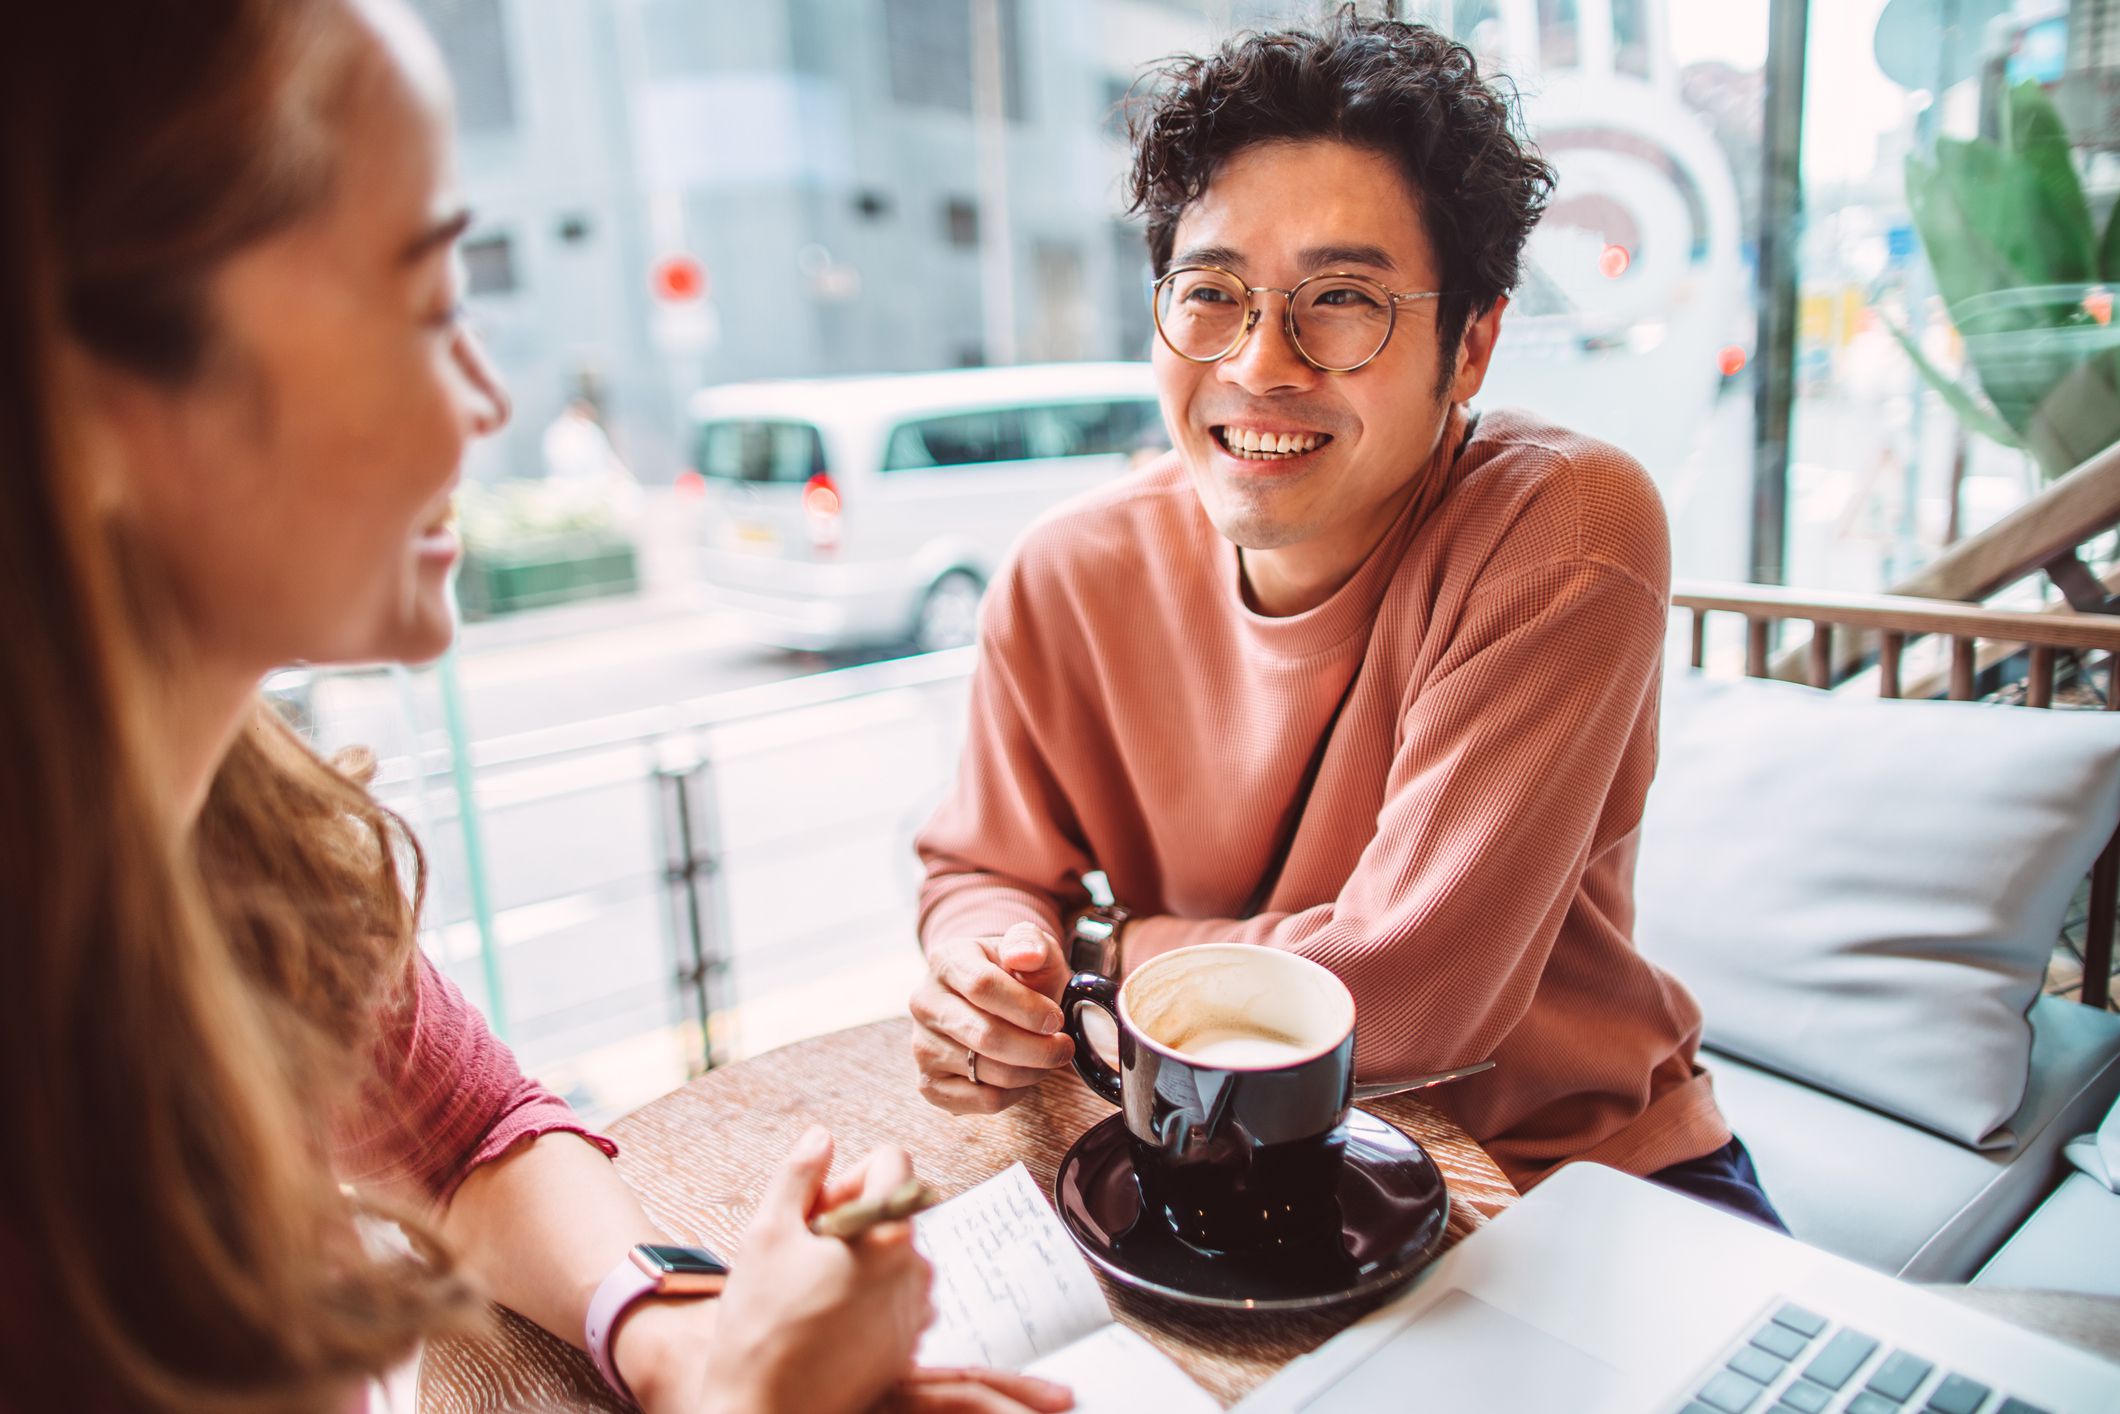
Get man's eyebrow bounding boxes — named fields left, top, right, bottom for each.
left=1299, top=243, right=1399, bottom=273
left=399, top=209, right=473, bottom=266
left=1170, top=243, right=1245, bottom=270
left=1167, top=242, right=1403, bottom=276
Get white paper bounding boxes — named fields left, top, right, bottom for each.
left=913, top=1163, right=1113, bottom=1370
left=1024, top=1324, right=1224, bottom=1414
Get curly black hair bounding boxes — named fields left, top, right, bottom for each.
left=1127, top=9, right=1554, bottom=380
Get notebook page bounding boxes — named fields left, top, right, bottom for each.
left=1023, top=1324, right=1223, bottom=1414
left=913, top=1163, right=1114, bottom=1370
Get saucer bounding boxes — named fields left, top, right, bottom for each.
left=1052, top=1107, right=1450, bottom=1312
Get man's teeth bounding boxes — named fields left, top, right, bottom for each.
left=1218, top=427, right=1327, bottom=459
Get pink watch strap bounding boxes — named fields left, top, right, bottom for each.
left=584, top=1255, right=659, bottom=1407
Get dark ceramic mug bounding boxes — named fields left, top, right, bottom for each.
left=1063, top=944, right=1360, bottom=1256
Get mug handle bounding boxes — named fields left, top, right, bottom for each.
left=1062, top=971, right=1123, bottom=1105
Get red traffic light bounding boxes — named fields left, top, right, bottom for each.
left=651, top=254, right=708, bottom=303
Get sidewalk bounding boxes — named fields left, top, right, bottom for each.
left=455, top=579, right=712, bottom=656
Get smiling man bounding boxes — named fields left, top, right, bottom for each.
left=908, top=15, right=1774, bottom=1220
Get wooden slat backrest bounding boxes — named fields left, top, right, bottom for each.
left=1672, top=579, right=2119, bottom=1010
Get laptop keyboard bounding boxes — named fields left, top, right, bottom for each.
left=1675, top=1301, right=2053, bottom=1414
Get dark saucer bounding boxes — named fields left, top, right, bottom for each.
left=1052, top=1107, right=1449, bottom=1312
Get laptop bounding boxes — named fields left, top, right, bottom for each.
left=1233, top=1162, right=2118, bottom=1414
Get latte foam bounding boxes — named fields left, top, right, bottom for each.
left=1175, top=1025, right=1314, bottom=1068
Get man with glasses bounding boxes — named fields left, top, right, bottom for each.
left=908, top=14, right=1776, bottom=1221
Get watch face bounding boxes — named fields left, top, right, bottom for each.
left=634, top=1243, right=730, bottom=1277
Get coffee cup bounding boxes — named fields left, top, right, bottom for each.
left=1062, top=944, right=1358, bottom=1256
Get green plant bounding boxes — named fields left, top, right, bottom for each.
left=455, top=480, right=627, bottom=558
left=1892, top=80, right=2120, bottom=480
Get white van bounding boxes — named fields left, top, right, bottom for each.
left=687, top=362, right=1166, bottom=652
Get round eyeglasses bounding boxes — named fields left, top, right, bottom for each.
left=1151, top=264, right=1446, bottom=373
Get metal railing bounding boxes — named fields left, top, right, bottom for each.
left=372, top=649, right=976, bottom=1109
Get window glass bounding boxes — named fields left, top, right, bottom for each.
left=406, top=0, right=514, bottom=132
left=1536, top=0, right=1580, bottom=70
left=1785, top=0, right=2120, bottom=597
left=1023, top=399, right=1169, bottom=459
left=462, top=234, right=518, bottom=296
left=694, top=420, right=825, bottom=484
left=883, top=0, right=1027, bottom=119
left=881, top=409, right=1031, bottom=470
left=1611, top=0, right=1650, bottom=79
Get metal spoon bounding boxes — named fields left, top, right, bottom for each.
left=1351, top=1060, right=1497, bottom=1103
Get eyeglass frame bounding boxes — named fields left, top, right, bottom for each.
left=1149, top=263, right=1450, bottom=374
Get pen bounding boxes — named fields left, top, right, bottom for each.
left=809, top=1178, right=941, bottom=1240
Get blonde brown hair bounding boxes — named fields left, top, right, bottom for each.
left=2, top=3, right=477, bottom=1407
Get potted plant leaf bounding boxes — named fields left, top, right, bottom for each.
left=1891, top=79, right=2120, bottom=482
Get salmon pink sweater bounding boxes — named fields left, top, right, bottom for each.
left=916, top=408, right=1729, bottom=1189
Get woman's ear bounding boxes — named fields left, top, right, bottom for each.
left=59, top=342, right=179, bottom=521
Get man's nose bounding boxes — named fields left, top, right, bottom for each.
left=1216, top=294, right=1318, bottom=397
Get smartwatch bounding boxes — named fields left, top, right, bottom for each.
left=1069, top=869, right=1131, bottom=977
left=585, top=1242, right=730, bottom=1405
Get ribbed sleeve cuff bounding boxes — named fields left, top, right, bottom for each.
left=437, top=1094, right=620, bottom=1206
left=918, top=880, right=1063, bottom=957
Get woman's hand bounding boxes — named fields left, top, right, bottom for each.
left=620, top=1127, right=934, bottom=1414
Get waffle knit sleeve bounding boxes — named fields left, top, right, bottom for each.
left=914, top=546, right=1092, bottom=952
left=1139, top=556, right=1668, bottom=1082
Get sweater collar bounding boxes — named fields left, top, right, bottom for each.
left=1214, top=404, right=1473, bottom=663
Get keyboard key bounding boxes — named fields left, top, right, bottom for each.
left=1994, top=1401, right=2050, bottom=1414
left=1779, top=1379, right=1833, bottom=1414
left=1924, top=1374, right=1991, bottom=1414
left=1696, top=1370, right=1769, bottom=1413
left=1773, top=1303, right=1829, bottom=1338
left=1848, top=1395, right=1900, bottom=1414
left=1868, top=1351, right=1935, bottom=1403
left=1729, top=1347, right=1788, bottom=1385
left=1752, top=1323, right=1812, bottom=1361
left=1803, top=1329, right=1880, bottom=1390
left=1681, top=1405, right=1720, bottom=1414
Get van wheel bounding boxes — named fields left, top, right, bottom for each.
left=914, top=571, right=983, bottom=654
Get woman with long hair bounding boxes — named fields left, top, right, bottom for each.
left=0, top=4, right=1069, bottom=1411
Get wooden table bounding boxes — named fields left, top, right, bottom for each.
left=418, top=1017, right=1521, bottom=1411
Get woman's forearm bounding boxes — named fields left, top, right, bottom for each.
left=439, top=1130, right=666, bottom=1349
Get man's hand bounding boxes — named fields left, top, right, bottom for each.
left=910, top=922, right=1076, bottom=1114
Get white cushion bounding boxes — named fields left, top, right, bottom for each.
left=1637, top=670, right=2120, bottom=1147
left=1973, top=1173, right=2120, bottom=1294
left=1710, top=996, right=2120, bottom=1280
left=2064, top=1089, right=2120, bottom=1191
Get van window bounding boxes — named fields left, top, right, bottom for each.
left=695, top=419, right=826, bottom=484
left=1023, top=399, right=1166, bottom=459
left=881, top=408, right=1030, bottom=471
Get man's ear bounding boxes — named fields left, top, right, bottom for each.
left=1448, top=295, right=1508, bottom=404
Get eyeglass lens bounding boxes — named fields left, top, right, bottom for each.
left=1155, top=268, right=1398, bottom=370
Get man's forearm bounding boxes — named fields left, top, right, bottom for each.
left=917, top=872, right=1067, bottom=958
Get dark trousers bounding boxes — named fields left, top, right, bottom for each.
left=1648, top=1135, right=1789, bottom=1232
